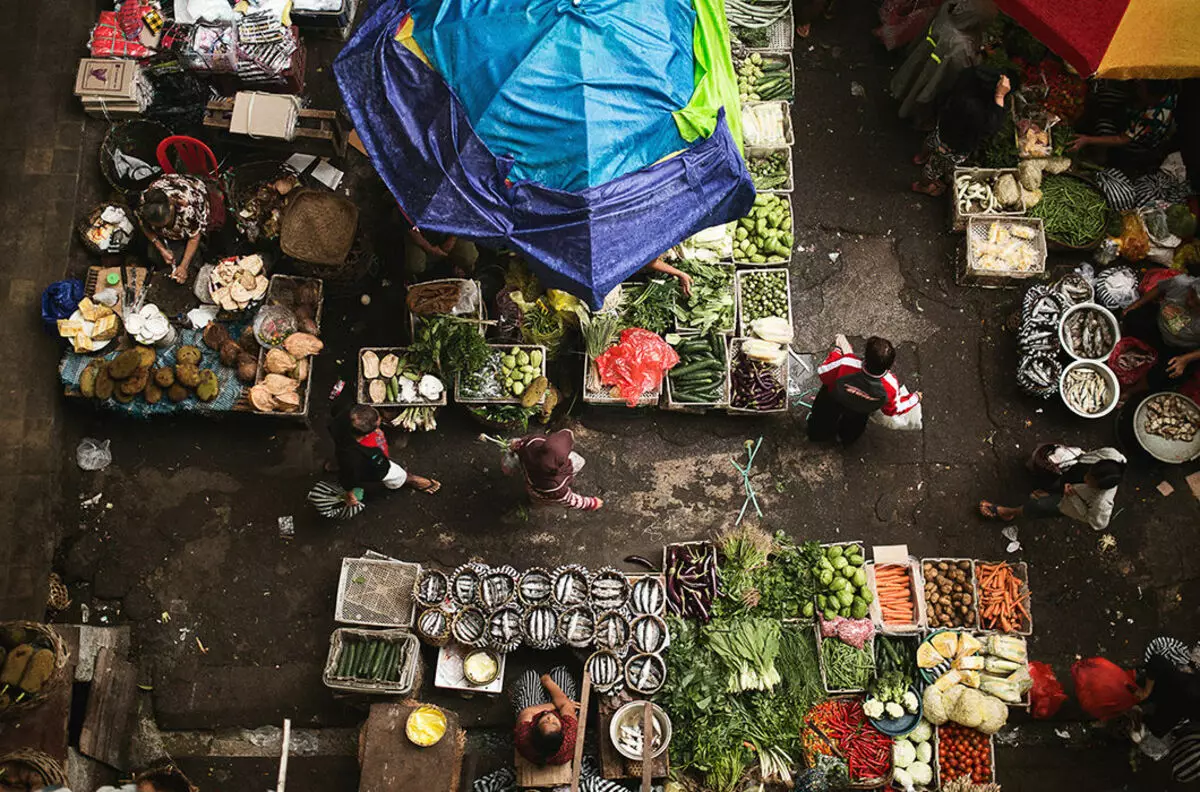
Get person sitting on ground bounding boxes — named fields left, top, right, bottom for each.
left=808, top=335, right=921, bottom=446
left=138, top=173, right=213, bottom=284
left=979, top=447, right=1125, bottom=531
left=511, top=666, right=579, bottom=766
left=1121, top=273, right=1200, bottom=393
left=510, top=428, right=603, bottom=511
left=912, top=68, right=1012, bottom=196
left=331, top=405, right=440, bottom=505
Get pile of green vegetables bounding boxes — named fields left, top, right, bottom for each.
left=466, top=403, right=540, bottom=431
left=668, top=333, right=728, bottom=405
left=673, top=260, right=734, bottom=333
left=736, top=194, right=792, bottom=263
left=498, top=346, right=544, bottom=398
left=746, top=150, right=789, bottom=191
left=716, top=528, right=820, bottom=621
left=821, top=634, right=875, bottom=691
left=736, top=52, right=791, bottom=102
left=730, top=25, right=770, bottom=50
left=333, top=635, right=409, bottom=684
left=1027, top=173, right=1107, bottom=247
left=875, top=634, right=917, bottom=689
left=739, top=269, right=788, bottom=324
left=812, top=543, right=872, bottom=620
left=409, top=315, right=491, bottom=377
left=619, top=279, right=677, bottom=335
left=725, top=0, right=790, bottom=38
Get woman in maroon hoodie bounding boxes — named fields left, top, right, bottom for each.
left=510, top=429, right=603, bottom=510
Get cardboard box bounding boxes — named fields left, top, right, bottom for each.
left=75, top=59, right=139, bottom=98
left=230, top=92, right=301, bottom=141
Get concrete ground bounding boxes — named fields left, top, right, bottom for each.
left=1, top=1, right=1197, bottom=790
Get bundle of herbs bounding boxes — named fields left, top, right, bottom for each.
left=619, top=279, right=677, bottom=335
left=409, top=315, right=490, bottom=377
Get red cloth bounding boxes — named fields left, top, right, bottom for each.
left=357, top=428, right=389, bottom=459
left=993, top=0, right=1129, bottom=76
left=1071, top=657, right=1139, bottom=720
left=1029, top=661, right=1069, bottom=719
left=513, top=712, right=577, bottom=765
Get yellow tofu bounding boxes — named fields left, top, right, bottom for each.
left=92, top=314, right=118, bottom=341
left=73, top=333, right=95, bottom=353
left=77, top=298, right=100, bottom=321
left=58, top=319, right=84, bottom=338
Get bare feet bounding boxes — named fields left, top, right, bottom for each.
left=796, top=23, right=811, bottom=38
left=411, top=477, right=441, bottom=494
left=912, top=152, right=930, bottom=166
left=911, top=180, right=945, bottom=197
left=979, top=500, right=1016, bottom=521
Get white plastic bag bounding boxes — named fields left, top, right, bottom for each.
left=871, top=402, right=923, bottom=431
left=76, top=438, right=112, bottom=471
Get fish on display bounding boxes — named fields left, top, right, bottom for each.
left=1063, top=367, right=1110, bottom=414
left=1145, top=394, right=1200, bottom=442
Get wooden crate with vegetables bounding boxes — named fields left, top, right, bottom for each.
left=455, top=344, right=548, bottom=405
left=666, top=333, right=729, bottom=410
left=733, top=193, right=793, bottom=265
left=742, top=101, right=793, bottom=147
left=949, top=167, right=1027, bottom=232
left=974, top=560, right=1033, bottom=636
left=936, top=724, right=996, bottom=788
left=735, top=267, right=792, bottom=337
left=323, top=627, right=420, bottom=695
left=727, top=337, right=789, bottom=414
left=745, top=146, right=793, bottom=193
left=357, top=347, right=447, bottom=408
left=920, top=558, right=980, bottom=629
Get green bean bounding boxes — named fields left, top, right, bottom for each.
left=1027, top=174, right=1107, bottom=247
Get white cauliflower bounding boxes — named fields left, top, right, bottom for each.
left=902, top=690, right=920, bottom=714
left=417, top=374, right=444, bottom=401
left=863, top=698, right=886, bottom=719
left=885, top=702, right=905, bottom=719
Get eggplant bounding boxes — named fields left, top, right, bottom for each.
left=624, top=555, right=659, bottom=571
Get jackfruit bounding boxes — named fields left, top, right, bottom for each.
left=108, top=349, right=141, bottom=380
left=196, top=370, right=219, bottom=402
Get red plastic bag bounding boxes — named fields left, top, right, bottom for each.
left=1140, top=267, right=1177, bottom=295
left=1071, top=657, right=1138, bottom=721
left=873, top=0, right=941, bottom=51
left=595, top=328, right=679, bottom=407
left=1107, top=337, right=1158, bottom=386
left=1029, top=661, right=1068, bottom=719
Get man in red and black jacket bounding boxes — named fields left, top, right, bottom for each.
left=807, top=335, right=920, bottom=446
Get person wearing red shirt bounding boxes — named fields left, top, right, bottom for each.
left=511, top=667, right=579, bottom=766
left=808, top=335, right=920, bottom=446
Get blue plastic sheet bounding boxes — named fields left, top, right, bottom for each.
left=410, top=0, right=696, bottom=191
left=334, top=0, right=755, bottom=307
left=41, top=280, right=84, bottom=334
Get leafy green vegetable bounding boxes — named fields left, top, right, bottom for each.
left=409, top=315, right=490, bottom=376
left=619, top=279, right=677, bottom=335
left=672, top=260, right=734, bottom=333
left=708, top=617, right=783, bottom=692
left=576, top=306, right=623, bottom=360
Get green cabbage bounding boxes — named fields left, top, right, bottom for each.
left=909, top=761, right=933, bottom=786
left=908, top=720, right=932, bottom=743
left=892, top=739, right=916, bottom=769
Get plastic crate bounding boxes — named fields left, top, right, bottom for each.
left=322, top=627, right=419, bottom=694
left=582, top=353, right=662, bottom=406
left=745, top=145, right=793, bottom=193
left=727, top=337, right=789, bottom=414
left=674, top=263, right=736, bottom=335
left=454, top=344, right=547, bottom=405
left=732, top=193, right=793, bottom=265
left=815, top=623, right=875, bottom=694
left=741, top=101, right=794, bottom=147
left=962, top=217, right=1046, bottom=286
left=407, top=278, right=486, bottom=339
left=935, top=726, right=996, bottom=788
left=735, top=267, right=792, bottom=336
left=665, top=334, right=730, bottom=411
left=735, top=51, right=794, bottom=103
left=730, top=8, right=793, bottom=52
left=335, top=557, right=420, bottom=628
left=356, top=347, right=448, bottom=407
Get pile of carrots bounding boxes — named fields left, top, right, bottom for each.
left=873, top=564, right=914, bottom=625
left=976, top=562, right=1031, bottom=632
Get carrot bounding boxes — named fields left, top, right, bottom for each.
left=976, top=562, right=1028, bottom=632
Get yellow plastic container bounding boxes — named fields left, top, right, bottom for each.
left=406, top=705, right=447, bottom=747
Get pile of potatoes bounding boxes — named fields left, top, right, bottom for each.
left=922, top=560, right=977, bottom=628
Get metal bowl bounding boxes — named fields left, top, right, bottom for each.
left=1134, top=392, right=1200, bottom=463
left=610, top=701, right=672, bottom=761
left=1059, top=360, right=1119, bottom=419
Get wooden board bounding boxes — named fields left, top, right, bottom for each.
left=0, top=626, right=78, bottom=763
left=86, top=266, right=149, bottom=318
left=359, top=702, right=462, bottom=792
left=514, top=751, right=572, bottom=788
left=596, top=695, right=669, bottom=781
left=79, top=646, right=138, bottom=770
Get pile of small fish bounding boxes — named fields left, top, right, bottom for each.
left=518, top=568, right=553, bottom=606
left=1054, top=272, right=1093, bottom=305
left=1017, top=353, right=1062, bottom=398
left=586, top=649, right=624, bottom=693
left=632, top=615, right=668, bottom=654
left=480, top=568, right=518, bottom=609
left=552, top=565, right=590, bottom=608
left=558, top=605, right=597, bottom=647
left=452, top=606, right=488, bottom=647
left=1063, top=307, right=1116, bottom=359
left=590, top=567, right=631, bottom=610
left=522, top=606, right=560, bottom=650
left=616, top=709, right=663, bottom=756
left=417, top=608, right=450, bottom=645
left=451, top=564, right=483, bottom=605
left=1062, top=366, right=1113, bottom=415
left=488, top=607, right=522, bottom=653
left=415, top=569, right=449, bottom=607
left=625, top=653, right=667, bottom=695
left=1144, top=394, right=1200, bottom=442
left=630, top=577, right=666, bottom=616
left=595, top=610, right=632, bottom=652
left=1017, top=285, right=1065, bottom=397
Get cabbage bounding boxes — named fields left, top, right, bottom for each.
left=915, top=741, right=932, bottom=764
left=893, top=767, right=914, bottom=789
left=977, top=694, right=1009, bottom=734
left=908, top=720, right=932, bottom=743
left=951, top=688, right=988, bottom=729
left=909, top=761, right=933, bottom=786
left=893, top=738, right=916, bottom=769
left=922, top=686, right=948, bottom=725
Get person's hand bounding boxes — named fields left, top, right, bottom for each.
left=171, top=264, right=189, bottom=284
left=1068, top=135, right=1091, bottom=152
left=834, top=333, right=852, bottom=353
left=157, top=242, right=175, bottom=266
left=914, top=390, right=922, bottom=402
left=1167, top=355, right=1191, bottom=378
left=677, top=271, right=693, bottom=297
left=1032, top=489, right=1049, bottom=499
left=995, top=75, right=1011, bottom=99
left=345, top=491, right=360, bottom=507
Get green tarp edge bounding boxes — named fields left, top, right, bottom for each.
left=672, top=0, right=744, bottom=152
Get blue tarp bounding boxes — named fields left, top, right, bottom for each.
left=409, top=0, right=696, bottom=191
left=334, top=0, right=754, bottom=307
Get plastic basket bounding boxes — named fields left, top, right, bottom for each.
left=741, top=101, right=794, bottom=147
left=949, top=167, right=1027, bottom=232
left=918, top=558, right=980, bottom=630
left=973, top=560, right=1033, bottom=636
left=279, top=188, right=359, bottom=266
left=963, top=217, right=1046, bottom=283
left=322, top=627, right=420, bottom=694
left=735, top=51, right=794, bottom=102
left=733, top=192, right=793, bottom=265
left=745, top=146, right=793, bottom=193
left=335, top=558, right=420, bottom=628
left=730, top=8, right=793, bottom=52
left=408, top=278, right=486, bottom=338
left=454, top=344, right=547, bottom=405
left=727, top=337, right=789, bottom=414
left=735, top=267, right=792, bottom=335
left=357, top=347, right=448, bottom=408
left=0, top=622, right=70, bottom=721
left=582, top=353, right=662, bottom=407
left=665, top=334, right=730, bottom=410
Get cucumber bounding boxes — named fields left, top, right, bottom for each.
left=359, top=641, right=377, bottom=678
left=372, top=642, right=389, bottom=680
left=343, top=640, right=359, bottom=677
left=337, top=644, right=352, bottom=676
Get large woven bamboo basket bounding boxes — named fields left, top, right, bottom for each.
left=0, top=621, right=70, bottom=720
left=0, top=749, right=68, bottom=786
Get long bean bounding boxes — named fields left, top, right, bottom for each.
left=821, top=636, right=875, bottom=690
left=1027, top=174, right=1107, bottom=247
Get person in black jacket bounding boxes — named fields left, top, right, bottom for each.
left=912, top=67, right=1012, bottom=196
left=331, top=404, right=440, bottom=506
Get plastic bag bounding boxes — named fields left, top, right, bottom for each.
left=1071, top=657, right=1138, bottom=721
left=76, top=438, right=112, bottom=471
left=41, top=279, right=84, bottom=334
left=1119, top=212, right=1150, bottom=262
left=1108, top=337, right=1158, bottom=386
left=1029, top=661, right=1068, bottom=719
left=594, top=328, right=680, bottom=407
left=870, top=400, right=923, bottom=431
left=873, top=0, right=940, bottom=51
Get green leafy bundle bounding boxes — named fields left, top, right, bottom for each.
left=409, top=315, right=491, bottom=377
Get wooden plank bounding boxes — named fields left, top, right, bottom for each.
left=360, top=702, right=462, bottom=792
left=640, top=705, right=652, bottom=792
left=277, top=718, right=292, bottom=792
left=514, top=751, right=571, bottom=788
left=79, top=646, right=138, bottom=770
left=569, top=672, right=590, bottom=792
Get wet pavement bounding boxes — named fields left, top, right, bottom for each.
left=0, top=1, right=1197, bottom=790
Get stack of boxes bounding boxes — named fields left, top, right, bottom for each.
left=75, top=58, right=154, bottom=118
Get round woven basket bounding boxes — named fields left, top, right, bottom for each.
left=76, top=201, right=133, bottom=256
left=279, top=188, right=359, bottom=265
left=0, top=621, right=70, bottom=720
left=0, top=749, right=67, bottom=787
left=99, top=119, right=171, bottom=194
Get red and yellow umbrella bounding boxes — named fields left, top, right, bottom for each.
left=996, top=0, right=1200, bottom=79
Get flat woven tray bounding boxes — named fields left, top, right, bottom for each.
left=280, top=188, right=358, bottom=265
left=335, top=558, right=420, bottom=628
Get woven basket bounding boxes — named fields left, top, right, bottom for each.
left=280, top=188, right=359, bottom=265
left=135, top=763, right=199, bottom=792
left=0, top=622, right=70, bottom=720
left=47, top=573, right=70, bottom=612
left=100, top=119, right=171, bottom=194
left=77, top=201, right=133, bottom=256
left=0, top=749, right=68, bottom=787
